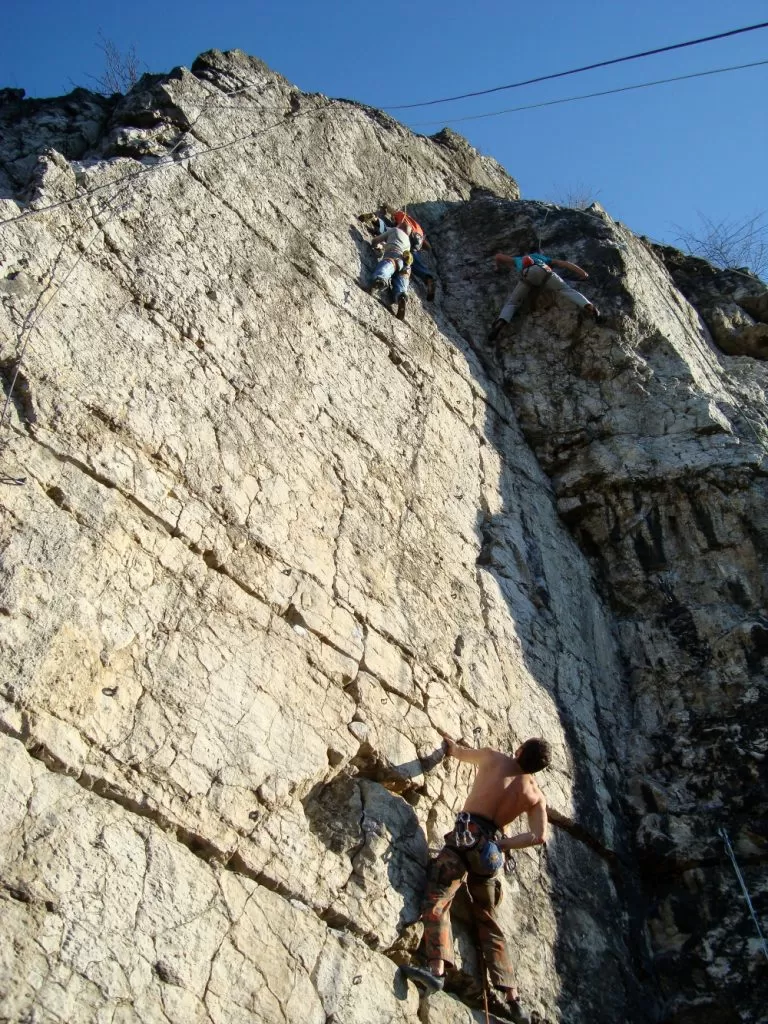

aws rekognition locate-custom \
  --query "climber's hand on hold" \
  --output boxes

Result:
[440,733,458,758]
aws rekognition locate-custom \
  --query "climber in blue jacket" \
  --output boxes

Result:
[488,251,600,341]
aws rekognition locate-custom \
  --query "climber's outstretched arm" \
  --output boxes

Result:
[550,258,588,280]
[499,797,548,850]
[494,253,517,269]
[442,735,493,765]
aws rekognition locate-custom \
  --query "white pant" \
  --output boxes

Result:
[499,265,591,321]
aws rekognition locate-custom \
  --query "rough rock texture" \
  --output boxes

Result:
[0,87,116,199]
[653,242,768,359]
[1,49,767,1024]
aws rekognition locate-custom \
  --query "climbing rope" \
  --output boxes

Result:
[402,146,411,217]
[481,969,491,1024]
[0,94,335,230]
[0,87,342,475]
[719,828,768,962]
[0,182,135,460]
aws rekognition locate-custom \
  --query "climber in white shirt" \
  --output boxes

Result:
[367,221,413,321]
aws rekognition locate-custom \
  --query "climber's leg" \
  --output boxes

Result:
[498,280,531,322]
[368,258,396,292]
[466,874,517,993]
[391,269,410,320]
[407,846,466,987]
[489,280,530,340]
[543,272,594,312]
[411,251,436,300]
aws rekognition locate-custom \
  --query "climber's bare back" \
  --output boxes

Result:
[462,750,543,828]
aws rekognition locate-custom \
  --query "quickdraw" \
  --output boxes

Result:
[454,811,476,849]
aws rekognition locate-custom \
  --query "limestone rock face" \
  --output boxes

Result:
[654,242,768,358]
[1,49,766,1024]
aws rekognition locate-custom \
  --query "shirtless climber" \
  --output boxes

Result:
[368,220,412,320]
[402,735,551,1020]
[488,250,600,342]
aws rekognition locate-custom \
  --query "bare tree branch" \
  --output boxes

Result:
[674,211,767,280]
[548,183,602,211]
[86,32,144,96]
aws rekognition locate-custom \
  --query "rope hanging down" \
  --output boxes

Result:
[719,828,768,962]
[0,97,334,230]
[383,19,768,110]
[0,185,135,449]
[0,88,335,475]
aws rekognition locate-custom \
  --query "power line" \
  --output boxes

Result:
[3,26,766,230]
[405,58,768,127]
[383,20,768,110]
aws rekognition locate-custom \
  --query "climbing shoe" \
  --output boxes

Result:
[488,318,506,342]
[396,295,407,321]
[498,989,531,1023]
[425,276,436,301]
[367,279,384,294]
[584,303,602,323]
[401,965,445,994]
[508,999,532,1024]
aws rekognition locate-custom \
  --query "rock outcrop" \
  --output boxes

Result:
[1,49,766,1024]
[653,242,768,359]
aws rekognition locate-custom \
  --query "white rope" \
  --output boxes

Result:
[0,184,134,451]
[0,95,334,230]
[719,827,768,961]
[0,91,341,475]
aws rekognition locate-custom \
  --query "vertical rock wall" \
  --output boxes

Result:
[436,197,768,1022]
[1,49,766,1024]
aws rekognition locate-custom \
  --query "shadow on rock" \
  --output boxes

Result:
[401,194,658,1024]
[302,770,431,938]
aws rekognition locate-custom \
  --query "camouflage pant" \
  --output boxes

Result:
[421,845,516,990]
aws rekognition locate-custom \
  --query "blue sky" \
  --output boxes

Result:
[2,0,766,247]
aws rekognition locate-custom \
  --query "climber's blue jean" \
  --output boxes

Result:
[371,258,410,299]
[411,251,432,282]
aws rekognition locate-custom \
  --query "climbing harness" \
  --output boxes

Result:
[719,827,768,961]
[521,259,553,285]
[377,254,410,275]
[451,813,505,876]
